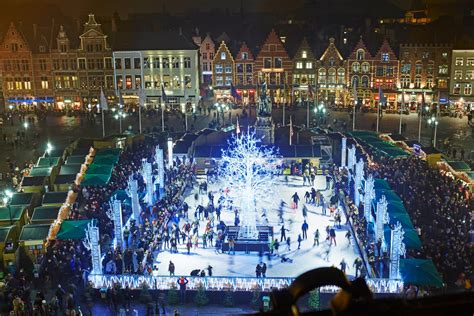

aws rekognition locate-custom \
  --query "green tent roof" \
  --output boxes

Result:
[42,192,68,205]
[9,193,34,206]
[36,157,61,167]
[387,200,408,214]
[400,258,443,287]
[373,179,391,190]
[56,219,93,240]
[0,206,25,222]
[59,164,82,175]
[374,189,402,203]
[0,226,14,243]
[66,155,86,164]
[388,211,414,230]
[85,163,114,175]
[29,166,53,177]
[41,149,64,158]
[31,206,60,222]
[81,173,111,186]
[384,227,422,250]
[92,155,119,165]
[19,224,51,241]
[447,160,470,172]
[95,148,121,156]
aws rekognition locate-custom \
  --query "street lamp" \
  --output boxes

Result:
[46,142,53,166]
[23,122,28,129]
[115,111,126,133]
[3,190,13,225]
[427,116,439,148]
[313,104,326,127]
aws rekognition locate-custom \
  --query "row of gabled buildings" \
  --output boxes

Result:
[196,29,462,110]
[0,14,472,111]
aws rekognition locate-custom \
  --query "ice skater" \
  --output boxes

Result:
[291,192,300,209]
[301,220,309,239]
[340,259,347,274]
[280,224,289,242]
[313,229,320,247]
[297,234,302,249]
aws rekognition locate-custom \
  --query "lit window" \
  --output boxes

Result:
[464,84,472,95]
[381,53,389,62]
[306,62,312,69]
[356,49,364,61]
[455,57,463,66]
[302,51,307,58]
[453,83,460,94]
[467,58,474,66]
[454,70,463,79]
[296,62,303,69]
[221,52,226,60]
[352,62,360,73]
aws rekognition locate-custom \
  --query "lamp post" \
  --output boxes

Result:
[313,103,326,127]
[115,111,126,134]
[46,142,53,166]
[4,190,13,225]
[428,116,439,148]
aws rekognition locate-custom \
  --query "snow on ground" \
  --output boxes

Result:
[154,175,361,278]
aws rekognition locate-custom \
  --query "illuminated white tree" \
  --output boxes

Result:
[389,221,406,280]
[219,131,280,239]
[83,221,102,275]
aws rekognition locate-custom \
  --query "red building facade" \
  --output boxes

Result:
[234,42,255,104]
[254,29,292,104]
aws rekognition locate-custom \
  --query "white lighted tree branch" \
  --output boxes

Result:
[219,131,280,239]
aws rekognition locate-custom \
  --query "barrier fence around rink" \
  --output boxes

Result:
[88,274,404,294]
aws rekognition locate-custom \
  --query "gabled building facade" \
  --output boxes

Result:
[292,38,316,104]
[316,38,346,106]
[346,38,373,106]
[51,14,114,109]
[0,22,54,110]
[399,43,452,110]
[372,39,399,109]
[234,42,255,104]
[212,41,235,102]
[199,34,215,85]
[254,29,292,105]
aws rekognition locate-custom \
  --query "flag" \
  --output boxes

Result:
[231,83,241,101]
[139,89,146,108]
[161,84,168,104]
[378,86,385,105]
[118,88,124,106]
[308,84,315,100]
[100,88,108,110]
[289,115,294,146]
[236,115,240,135]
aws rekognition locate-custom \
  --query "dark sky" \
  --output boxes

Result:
[11,0,306,17]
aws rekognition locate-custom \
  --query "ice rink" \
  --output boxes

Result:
[154,175,362,278]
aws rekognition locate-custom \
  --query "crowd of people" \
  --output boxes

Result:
[371,156,473,290]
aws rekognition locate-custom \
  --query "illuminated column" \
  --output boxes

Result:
[167,137,173,168]
[83,221,102,275]
[127,175,140,220]
[142,160,154,206]
[375,195,389,251]
[155,145,165,190]
[341,137,347,168]
[389,222,406,280]
[108,198,123,249]
[347,145,356,172]
[364,174,375,224]
[354,158,364,207]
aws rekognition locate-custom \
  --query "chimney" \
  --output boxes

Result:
[33,24,37,38]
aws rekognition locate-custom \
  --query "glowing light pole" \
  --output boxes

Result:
[142,160,154,205]
[389,222,406,280]
[108,198,123,249]
[127,175,140,220]
[83,221,102,275]
[375,195,389,251]
[155,146,165,191]
[354,158,364,207]
[341,137,347,168]
[428,116,439,148]
[364,174,375,224]
[167,138,173,168]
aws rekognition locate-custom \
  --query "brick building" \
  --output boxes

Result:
[316,38,346,107]
[346,38,373,106]
[234,42,255,104]
[371,39,399,109]
[254,29,292,105]
[399,43,452,110]
[212,41,235,102]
